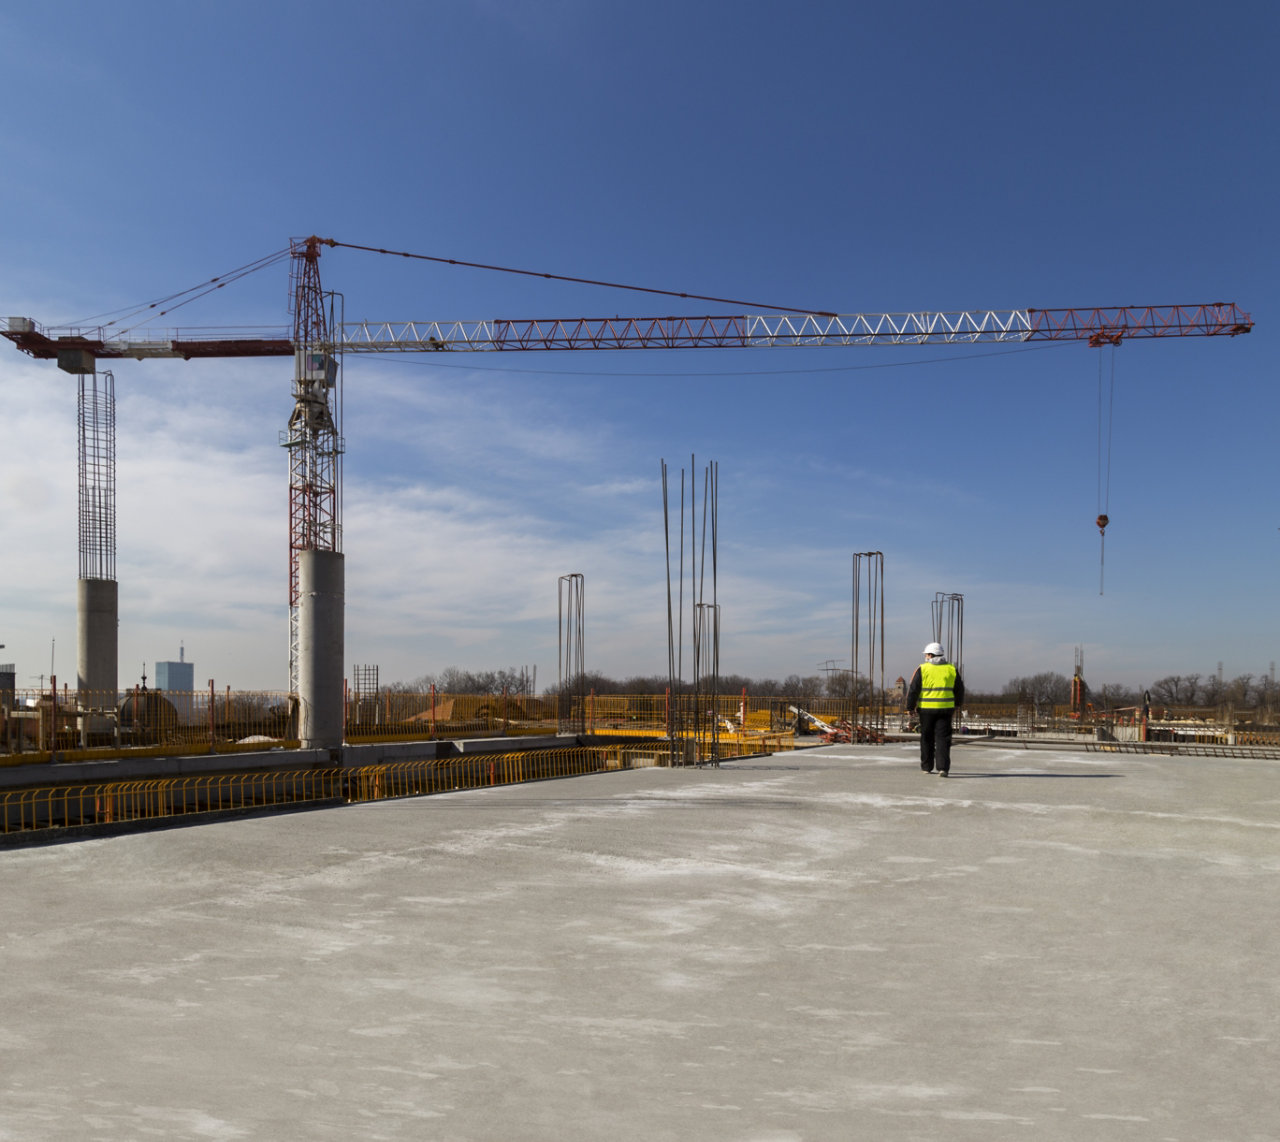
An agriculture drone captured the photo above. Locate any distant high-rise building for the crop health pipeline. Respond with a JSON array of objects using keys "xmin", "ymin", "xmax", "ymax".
[
  {"xmin": 155, "ymin": 644, "xmax": 195, "ymax": 723},
  {"xmin": 155, "ymin": 643, "xmax": 194, "ymax": 692}
]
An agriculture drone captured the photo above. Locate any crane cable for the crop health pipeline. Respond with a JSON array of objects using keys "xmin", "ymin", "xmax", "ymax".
[
  {"xmin": 62, "ymin": 247, "xmax": 294, "ymax": 336},
  {"xmin": 1096, "ymin": 347, "xmax": 1116, "ymax": 595},
  {"xmin": 317, "ymin": 238, "xmax": 838, "ymax": 318}
]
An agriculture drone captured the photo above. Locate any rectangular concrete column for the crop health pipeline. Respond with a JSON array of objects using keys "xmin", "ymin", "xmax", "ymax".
[{"xmin": 298, "ymin": 550, "xmax": 345, "ymax": 752}]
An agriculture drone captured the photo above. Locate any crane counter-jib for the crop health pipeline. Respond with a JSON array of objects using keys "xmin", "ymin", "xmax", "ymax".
[{"xmin": 3, "ymin": 302, "xmax": 1253, "ymax": 363}]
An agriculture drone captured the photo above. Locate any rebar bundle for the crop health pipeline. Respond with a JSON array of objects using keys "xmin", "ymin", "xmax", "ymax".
[
  {"xmin": 662, "ymin": 456, "xmax": 719, "ymax": 766},
  {"xmin": 852, "ymin": 552, "xmax": 886, "ymax": 740},
  {"xmin": 352, "ymin": 663, "xmax": 380, "ymax": 726},
  {"xmin": 558, "ymin": 573, "xmax": 585, "ymax": 734},
  {"xmin": 931, "ymin": 592, "xmax": 964, "ymax": 674},
  {"xmin": 77, "ymin": 370, "xmax": 116, "ymax": 581}
]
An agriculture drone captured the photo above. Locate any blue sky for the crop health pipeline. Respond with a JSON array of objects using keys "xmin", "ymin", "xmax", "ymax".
[{"xmin": 1, "ymin": 0, "xmax": 1275, "ymax": 694}]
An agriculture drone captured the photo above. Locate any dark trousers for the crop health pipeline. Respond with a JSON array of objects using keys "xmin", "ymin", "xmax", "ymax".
[{"xmin": 919, "ymin": 708, "xmax": 955, "ymax": 772}]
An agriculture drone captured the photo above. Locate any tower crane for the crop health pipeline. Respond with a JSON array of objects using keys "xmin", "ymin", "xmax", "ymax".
[{"xmin": 2, "ymin": 236, "xmax": 1254, "ymax": 750}]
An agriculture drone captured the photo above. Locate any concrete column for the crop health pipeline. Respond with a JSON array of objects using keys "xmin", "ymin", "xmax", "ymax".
[
  {"xmin": 77, "ymin": 577, "xmax": 118, "ymax": 702},
  {"xmin": 298, "ymin": 550, "xmax": 345, "ymax": 753}
]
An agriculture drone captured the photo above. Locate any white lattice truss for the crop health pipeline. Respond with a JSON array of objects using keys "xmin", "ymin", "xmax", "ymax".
[{"xmin": 339, "ymin": 310, "xmax": 1038, "ymax": 351}]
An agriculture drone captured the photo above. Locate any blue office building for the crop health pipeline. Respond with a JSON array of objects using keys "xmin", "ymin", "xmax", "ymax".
[{"xmin": 155, "ymin": 646, "xmax": 194, "ymax": 693}]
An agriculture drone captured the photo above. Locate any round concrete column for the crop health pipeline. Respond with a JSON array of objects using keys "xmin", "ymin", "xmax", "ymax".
[
  {"xmin": 298, "ymin": 550, "xmax": 345, "ymax": 752},
  {"xmin": 77, "ymin": 577, "xmax": 118, "ymax": 702}
]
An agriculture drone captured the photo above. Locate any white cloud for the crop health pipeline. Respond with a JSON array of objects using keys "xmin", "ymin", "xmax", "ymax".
[{"xmin": 2, "ymin": 343, "xmax": 1269, "ymax": 697}]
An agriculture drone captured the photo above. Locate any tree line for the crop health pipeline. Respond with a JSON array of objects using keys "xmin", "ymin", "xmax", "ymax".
[
  {"xmin": 390, "ymin": 665, "xmax": 1278, "ymax": 710},
  {"xmin": 1002, "ymin": 669, "xmax": 1277, "ymax": 710}
]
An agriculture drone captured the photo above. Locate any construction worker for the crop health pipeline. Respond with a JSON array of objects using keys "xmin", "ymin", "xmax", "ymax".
[{"xmin": 906, "ymin": 642, "xmax": 964, "ymax": 776}]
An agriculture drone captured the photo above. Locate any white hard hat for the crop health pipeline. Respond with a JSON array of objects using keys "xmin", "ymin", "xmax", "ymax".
[{"xmin": 923, "ymin": 642, "xmax": 945, "ymax": 657}]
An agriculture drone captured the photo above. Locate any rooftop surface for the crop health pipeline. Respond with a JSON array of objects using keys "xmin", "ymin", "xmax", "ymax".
[{"xmin": 2, "ymin": 741, "xmax": 1276, "ymax": 1141}]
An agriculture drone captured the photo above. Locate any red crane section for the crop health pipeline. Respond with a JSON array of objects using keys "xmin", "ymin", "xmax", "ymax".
[{"xmin": 1026, "ymin": 303, "xmax": 1254, "ymax": 347}]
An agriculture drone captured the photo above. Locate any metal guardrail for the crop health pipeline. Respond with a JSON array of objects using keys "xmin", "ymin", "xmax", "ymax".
[
  {"xmin": 1, "ymin": 746, "xmax": 629, "ymax": 838},
  {"xmin": 1085, "ymin": 741, "xmax": 1280, "ymax": 760},
  {"xmin": 1, "ymin": 769, "xmax": 344, "ymax": 834},
  {"xmin": 0, "ymin": 734, "xmax": 808, "ymax": 840},
  {"xmin": 1, "ymin": 688, "xmax": 832, "ymax": 764}
]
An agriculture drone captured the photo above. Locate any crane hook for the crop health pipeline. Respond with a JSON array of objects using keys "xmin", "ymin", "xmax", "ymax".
[{"xmin": 1095, "ymin": 514, "xmax": 1109, "ymax": 596}]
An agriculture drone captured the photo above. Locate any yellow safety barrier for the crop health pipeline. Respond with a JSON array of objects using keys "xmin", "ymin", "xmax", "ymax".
[
  {"xmin": 0, "ymin": 769, "xmax": 345, "ymax": 834},
  {"xmin": 0, "ymin": 745, "xmax": 673, "ymax": 838}
]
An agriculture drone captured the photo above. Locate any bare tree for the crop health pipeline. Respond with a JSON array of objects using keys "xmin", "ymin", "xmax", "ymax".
[
  {"xmin": 1150, "ymin": 674, "xmax": 1202, "ymax": 705},
  {"xmin": 780, "ymin": 674, "xmax": 824, "ymax": 702},
  {"xmin": 1200, "ymin": 672, "xmax": 1225, "ymax": 706},
  {"xmin": 1094, "ymin": 682, "xmax": 1144, "ymax": 710},
  {"xmin": 1003, "ymin": 672, "xmax": 1071, "ymax": 711},
  {"xmin": 1222, "ymin": 674, "xmax": 1254, "ymax": 707},
  {"xmin": 1255, "ymin": 670, "xmax": 1277, "ymax": 711}
]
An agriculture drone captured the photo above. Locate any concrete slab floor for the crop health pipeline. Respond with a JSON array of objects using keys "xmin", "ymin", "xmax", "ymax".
[{"xmin": 1, "ymin": 742, "xmax": 1277, "ymax": 1141}]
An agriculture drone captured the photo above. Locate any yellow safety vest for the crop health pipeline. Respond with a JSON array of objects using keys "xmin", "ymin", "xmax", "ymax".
[{"xmin": 918, "ymin": 662, "xmax": 957, "ymax": 709}]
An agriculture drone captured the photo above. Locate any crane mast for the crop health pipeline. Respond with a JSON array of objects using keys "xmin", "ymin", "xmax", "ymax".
[{"xmin": 283, "ymin": 238, "xmax": 343, "ymax": 694}]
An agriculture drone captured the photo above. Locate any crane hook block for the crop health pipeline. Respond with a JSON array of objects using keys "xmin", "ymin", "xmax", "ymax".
[{"xmin": 1096, "ymin": 514, "xmax": 1109, "ymax": 534}]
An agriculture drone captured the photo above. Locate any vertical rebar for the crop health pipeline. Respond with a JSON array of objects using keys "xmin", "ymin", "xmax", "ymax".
[
  {"xmin": 77, "ymin": 369, "xmax": 118, "ymax": 716},
  {"xmin": 661, "ymin": 461, "xmax": 677, "ymax": 755},
  {"xmin": 78, "ymin": 370, "xmax": 116, "ymax": 581},
  {"xmin": 662, "ymin": 456, "xmax": 720, "ymax": 766},
  {"xmin": 690, "ymin": 458, "xmax": 720, "ymax": 766},
  {"xmin": 852, "ymin": 552, "xmax": 886, "ymax": 741},
  {"xmin": 558, "ymin": 573, "xmax": 585, "ymax": 734},
  {"xmin": 706, "ymin": 460, "xmax": 720, "ymax": 765},
  {"xmin": 353, "ymin": 663, "xmax": 379, "ymax": 727},
  {"xmin": 931, "ymin": 592, "xmax": 964, "ymax": 674}
]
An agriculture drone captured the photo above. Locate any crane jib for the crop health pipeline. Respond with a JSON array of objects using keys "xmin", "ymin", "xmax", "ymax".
[{"xmin": 2, "ymin": 303, "xmax": 1252, "ymax": 363}]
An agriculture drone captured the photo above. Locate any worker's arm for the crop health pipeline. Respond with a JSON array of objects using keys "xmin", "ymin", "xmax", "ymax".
[{"xmin": 953, "ymin": 672, "xmax": 965, "ymax": 706}]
